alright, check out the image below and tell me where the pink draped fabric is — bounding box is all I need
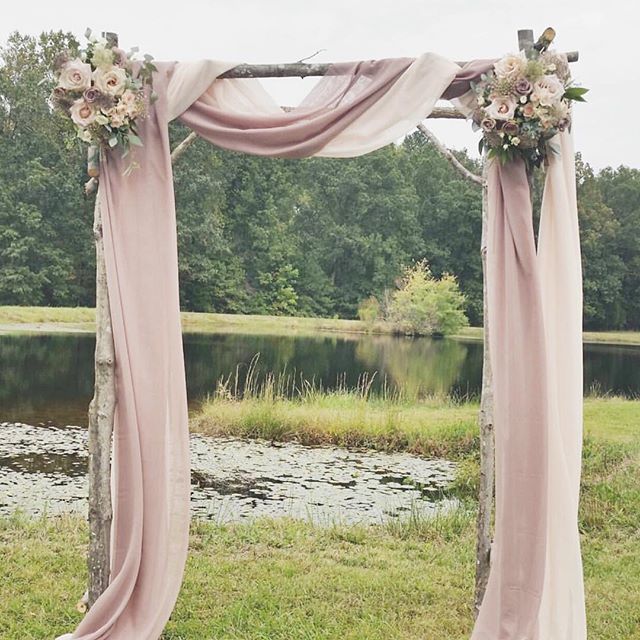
[180,57,415,157]
[178,57,494,158]
[56,53,585,640]
[58,63,191,640]
[472,158,551,639]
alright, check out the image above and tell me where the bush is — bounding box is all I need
[387,260,468,336]
[357,295,381,326]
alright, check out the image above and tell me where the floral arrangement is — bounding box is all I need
[49,29,157,174]
[472,48,587,169]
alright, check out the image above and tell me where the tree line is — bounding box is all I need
[1,31,638,329]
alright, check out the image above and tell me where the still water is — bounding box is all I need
[1,331,638,427]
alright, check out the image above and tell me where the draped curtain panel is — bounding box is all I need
[57,53,585,640]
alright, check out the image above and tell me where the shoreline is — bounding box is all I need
[1,306,640,346]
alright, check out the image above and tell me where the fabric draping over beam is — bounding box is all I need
[57,52,585,640]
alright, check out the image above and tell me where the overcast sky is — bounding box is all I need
[2,0,636,169]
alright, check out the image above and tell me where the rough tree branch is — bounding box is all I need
[416,123,483,185]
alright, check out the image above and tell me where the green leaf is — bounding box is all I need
[129,134,143,147]
[563,86,589,102]
[108,136,118,148]
[84,27,92,40]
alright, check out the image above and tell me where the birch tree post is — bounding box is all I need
[475,156,494,613]
[85,31,118,609]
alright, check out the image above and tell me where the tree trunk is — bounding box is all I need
[474,159,494,614]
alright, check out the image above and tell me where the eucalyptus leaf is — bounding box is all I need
[108,137,118,148]
[563,86,589,103]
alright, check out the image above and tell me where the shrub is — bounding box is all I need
[357,295,381,326]
[387,260,468,336]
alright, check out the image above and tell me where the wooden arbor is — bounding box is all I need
[83,29,579,616]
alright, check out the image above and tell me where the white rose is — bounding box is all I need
[531,75,565,107]
[484,95,517,121]
[69,98,96,127]
[92,66,128,96]
[58,59,92,92]
[493,52,527,80]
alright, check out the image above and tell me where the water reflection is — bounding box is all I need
[0,332,638,426]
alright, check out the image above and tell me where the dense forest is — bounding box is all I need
[1,31,639,329]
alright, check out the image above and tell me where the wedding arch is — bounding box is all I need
[54,28,585,640]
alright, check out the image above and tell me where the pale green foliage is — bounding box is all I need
[357,295,381,325]
[387,260,468,336]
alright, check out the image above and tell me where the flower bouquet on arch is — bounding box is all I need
[471,45,588,171]
[49,29,158,175]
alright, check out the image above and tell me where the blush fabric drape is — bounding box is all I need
[471,137,586,640]
[56,52,585,640]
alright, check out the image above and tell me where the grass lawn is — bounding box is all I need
[2,305,640,345]
[1,395,639,639]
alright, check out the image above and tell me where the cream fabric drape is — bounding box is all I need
[537,131,586,638]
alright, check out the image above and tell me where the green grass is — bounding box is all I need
[193,391,639,458]
[0,305,95,334]
[194,394,479,459]
[2,305,640,344]
[0,305,395,337]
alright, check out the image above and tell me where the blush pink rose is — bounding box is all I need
[93,66,128,96]
[58,59,92,92]
[493,52,527,80]
[485,96,517,121]
[531,75,565,107]
[69,98,96,127]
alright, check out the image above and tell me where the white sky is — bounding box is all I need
[2,0,637,169]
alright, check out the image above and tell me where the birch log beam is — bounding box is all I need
[218,51,578,78]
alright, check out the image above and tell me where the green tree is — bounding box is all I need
[403,133,484,324]
[597,165,640,328]
[218,151,302,315]
[170,125,247,313]
[295,146,423,318]
[576,157,625,329]
[0,31,94,306]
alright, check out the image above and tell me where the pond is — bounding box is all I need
[0,331,638,427]
[0,421,456,523]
